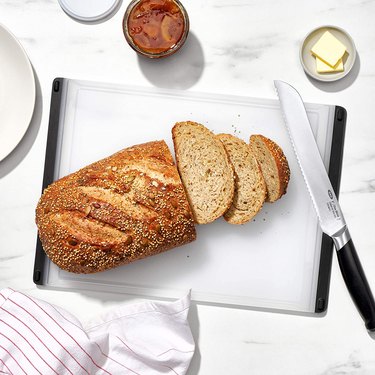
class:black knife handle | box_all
[337,239,375,331]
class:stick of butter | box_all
[316,56,344,73]
[311,31,347,68]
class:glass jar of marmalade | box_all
[123,0,189,58]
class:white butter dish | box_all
[300,25,356,82]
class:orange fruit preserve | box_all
[127,0,186,55]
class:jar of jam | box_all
[123,0,189,58]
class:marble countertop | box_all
[1,0,375,374]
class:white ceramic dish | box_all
[300,25,356,82]
[0,24,35,162]
[58,0,122,23]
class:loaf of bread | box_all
[249,134,290,202]
[35,141,196,274]
[172,121,235,224]
[217,134,266,224]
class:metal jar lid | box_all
[58,0,122,23]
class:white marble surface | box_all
[1,0,375,374]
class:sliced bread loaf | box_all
[249,134,290,202]
[218,134,266,224]
[172,121,235,224]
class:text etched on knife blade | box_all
[326,200,341,220]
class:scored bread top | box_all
[249,134,290,202]
[172,121,235,224]
[217,134,266,224]
[35,141,196,274]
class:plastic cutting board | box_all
[34,78,346,315]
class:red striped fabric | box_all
[0,289,195,375]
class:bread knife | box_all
[274,80,375,331]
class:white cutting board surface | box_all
[45,79,336,313]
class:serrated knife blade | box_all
[275,80,375,331]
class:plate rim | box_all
[0,23,36,162]
[299,25,357,83]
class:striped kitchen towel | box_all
[0,288,195,375]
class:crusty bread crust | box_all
[218,134,266,224]
[35,141,196,274]
[249,135,290,202]
[172,121,235,224]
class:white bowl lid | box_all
[58,0,122,23]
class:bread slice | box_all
[217,134,266,224]
[249,134,290,202]
[36,141,196,274]
[172,121,235,224]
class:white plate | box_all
[300,25,357,82]
[0,24,35,162]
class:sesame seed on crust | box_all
[35,140,196,274]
